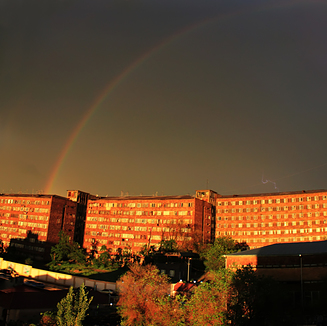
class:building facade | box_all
[83,195,215,254]
[66,190,96,245]
[216,190,327,249]
[2,188,327,257]
[0,194,78,249]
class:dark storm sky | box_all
[1,0,327,197]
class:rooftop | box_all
[227,241,327,257]
[218,189,327,199]
[90,195,196,201]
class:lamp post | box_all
[187,257,192,282]
[299,254,304,307]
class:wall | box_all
[0,258,116,291]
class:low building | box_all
[225,241,327,307]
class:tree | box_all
[56,284,93,326]
[227,265,286,326]
[200,236,241,271]
[186,269,232,326]
[93,245,113,268]
[48,231,86,270]
[117,263,171,326]
[159,239,178,253]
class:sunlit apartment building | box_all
[2,188,327,258]
[215,190,327,248]
[83,194,215,254]
[0,193,78,248]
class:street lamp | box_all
[187,257,192,282]
[299,254,304,307]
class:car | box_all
[0,269,12,275]
[98,288,116,295]
[0,269,13,279]
[24,280,45,289]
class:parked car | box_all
[24,280,45,289]
[98,288,116,295]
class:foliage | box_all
[186,269,232,326]
[117,262,289,326]
[154,294,187,326]
[48,231,86,271]
[117,263,171,326]
[200,236,242,271]
[227,265,285,326]
[56,284,93,326]
[159,239,178,253]
[39,311,57,326]
[92,245,114,268]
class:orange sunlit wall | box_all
[216,190,327,249]
[83,195,214,254]
[0,194,78,248]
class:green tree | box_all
[200,236,241,271]
[159,239,178,253]
[117,263,171,326]
[48,231,86,270]
[56,284,93,326]
[186,269,232,326]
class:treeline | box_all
[117,263,288,326]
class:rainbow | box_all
[44,0,314,194]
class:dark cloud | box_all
[1,0,327,196]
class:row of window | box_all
[86,237,191,248]
[218,228,327,236]
[86,217,193,225]
[218,212,326,221]
[11,243,45,252]
[217,195,327,206]
[86,225,191,233]
[0,199,50,205]
[17,215,49,221]
[17,222,48,228]
[219,220,325,228]
[89,202,194,209]
[87,209,193,216]
[231,236,324,244]
[0,206,49,213]
[217,204,326,213]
